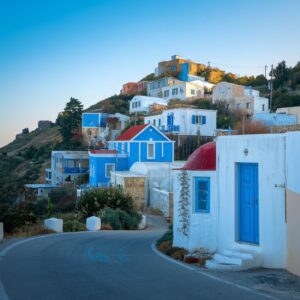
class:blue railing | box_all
[64,167,89,174]
[159,125,180,132]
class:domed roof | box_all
[181,141,216,171]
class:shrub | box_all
[157,225,173,246]
[48,185,77,214]
[63,220,85,232]
[99,208,141,230]
[77,187,135,219]
[166,247,188,261]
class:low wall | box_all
[286,189,300,276]
[151,188,173,219]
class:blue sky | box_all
[1,0,300,147]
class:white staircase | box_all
[205,249,261,271]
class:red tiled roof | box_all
[90,150,118,154]
[115,124,148,141]
[180,141,216,171]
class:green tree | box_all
[272,61,290,89]
[57,98,84,145]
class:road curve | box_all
[0,216,272,300]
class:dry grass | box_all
[6,223,56,239]
[101,223,113,230]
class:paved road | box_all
[0,216,280,300]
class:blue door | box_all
[237,163,259,244]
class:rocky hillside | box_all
[0,126,62,215]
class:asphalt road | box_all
[0,216,278,300]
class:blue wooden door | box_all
[237,163,259,244]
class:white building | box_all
[173,142,218,252]
[172,132,300,271]
[129,95,168,114]
[161,80,214,102]
[45,151,89,185]
[161,81,203,101]
[144,108,217,136]
[212,82,269,114]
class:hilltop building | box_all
[122,81,148,95]
[129,95,168,114]
[144,108,217,136]
[212,82,269,114]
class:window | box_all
[262,104,265,111]
[237,103,242,109]
[172,88,178,96]
[164,90,169,98]
[147,143,155,159]
[153,119,156,126]
[246,102,251,109]
[191,89,196,95]
[194,177,210,213]
[105,163,115,178]
[192,115,206,124]
[180,87,184,94]
[158,119,161,126]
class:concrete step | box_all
[223,249,254,260]
[205,248,261,271]
[214,253,245,266]
[205,259,243,271]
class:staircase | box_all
[205,249,261,271]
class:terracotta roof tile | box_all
[115,124,148,141]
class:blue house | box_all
[89,124,175,187]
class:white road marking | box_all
[151,243,279,300]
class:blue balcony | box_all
[64,167,89,174]
[159,125,180,133]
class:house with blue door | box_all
[173,132,300,271]
[88,124,175,187]
[144,108,217,136]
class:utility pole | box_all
[270,64,273,112]
[265,65,267,78]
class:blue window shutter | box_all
[194,177,210,213]
[202,115,206,125]
[192,115,196,124]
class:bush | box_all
[48,185,77,214]
[77,187,135,219]
[99,208,142,230]
[166,247,188,261]
[63,220,85,232]
[157,225,173,246]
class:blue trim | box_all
[194,177,210,213]
[237,163,259,245]
[192,115,196,124]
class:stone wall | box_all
[124,177,146,211]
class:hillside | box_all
[85,94,133,114]
[0,126,62,217]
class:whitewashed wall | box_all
[173,170,218,253]
[152,188,170,217]
[217,134,286,268]
[254,97,269,113]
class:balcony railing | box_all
[158,125,180,132]
[64,167,89,174]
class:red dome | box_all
[181,141,216,171]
